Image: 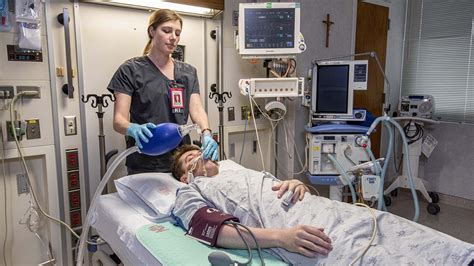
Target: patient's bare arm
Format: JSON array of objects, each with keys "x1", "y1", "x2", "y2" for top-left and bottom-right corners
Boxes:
[{"x1": 216, "y1": 224, "x2": 333, "y2": 257}]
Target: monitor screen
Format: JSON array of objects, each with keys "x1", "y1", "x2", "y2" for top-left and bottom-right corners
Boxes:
[
  {"x1": 316, "y1": 65, "x2": 350, "y2": 114},
  {"x1": 244, "y1": 8, "x2": 295, "y2": 49},
  {"x1": 238, "y1": 2, "x2": 302, "y2": 57}
]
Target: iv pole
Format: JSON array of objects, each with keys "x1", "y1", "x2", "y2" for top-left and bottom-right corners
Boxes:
[
  {"x1": 209, "y1": 26, "x2": 232, "y2": 159},
  {"x1": 81, "y1": 94, "x2": 118, "y2": 179}
]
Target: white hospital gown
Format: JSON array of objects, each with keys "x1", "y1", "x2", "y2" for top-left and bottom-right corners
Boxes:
[{"x1": 172, "y1": 167, "x2": 474, "y2": 265}]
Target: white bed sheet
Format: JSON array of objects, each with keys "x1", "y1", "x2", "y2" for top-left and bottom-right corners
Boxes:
[
  {"x1": 91, "y1": 160, "x2": 246, "y2": 265},
  {"x1": 92, "y1": 193, "x2": 161, "y2": 266}
]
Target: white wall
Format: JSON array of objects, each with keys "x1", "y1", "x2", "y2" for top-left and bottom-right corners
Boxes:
[
  {"x1": 76, "y1": 3, "x2": 220, "y2": 198},
  {"x1": 293, "y1": 0, "x2": 356, "y2": 187},
  {"x1": 222, "y1": 0, "x2": 273, "y2": 172}
]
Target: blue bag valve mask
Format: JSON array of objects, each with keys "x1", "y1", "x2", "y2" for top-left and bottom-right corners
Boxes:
[{"x1": 139, "y1": 123, "x2": 200, "y2": 156}]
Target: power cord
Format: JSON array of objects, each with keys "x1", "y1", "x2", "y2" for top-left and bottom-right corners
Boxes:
[
  {"x1": 393, "y1": 121, "x2": 423, "y2": 174},
  {"x1": 349, "y1": 203, "x2": 378, "y2": 266},
  {"x1": 269, "y1": 118, "x2": 308, "y2": 176},
  {"x1": 1, "y1": 125, "x2": 9, "y2": 266},
  {"x1": 9, "y1": 92, "x2": 55, "y2": 263},
  {"x1": 9, "y1": 92, "x2": 103, "y2": 246},
  {"x1": 230, "y1": 222, "x2": 252, "y2": 265},
  {"x1": 248, "y1": 93, "x2": 266, "y2": 171},
  {"x1": 392, "y1": 123, "x2": 403, "y2": 174},
  {"x1": 208, "y1": 221, "x2": 265, "y2": 266},
  {"x1": 282, "y1": 119, "x2": 307, "y2": 175},
  {"x1": 239, "y1": 117, "x2": 248, "y2": 164},
  {"x1": 343, "y1": 145, "x2": 358, "y2": 166},
  {"x1": 228, "y1": 221, "x2": 265, "y2": 265},
  {"x1": 403, "y1": 120, "x2": 424, "y2": 145}
]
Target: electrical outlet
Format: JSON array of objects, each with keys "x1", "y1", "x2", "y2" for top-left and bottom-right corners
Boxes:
[
  {"x1": 6, "y1": 121, "x2": 26, "y2": 141},
  {"x1": 0, "y1": 86, "x2": 14, "y2": 99},
  {"x1": 17, "y1": 86, "x2": 41, "y2": 99},
  {"x1": 17, "y1": 173, "x2": 29, "y2": 195}
]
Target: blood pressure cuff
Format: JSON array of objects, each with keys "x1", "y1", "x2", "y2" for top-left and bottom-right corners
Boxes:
[{"x1": 186, "y1": 206, "x2": 239, "y2": 247}]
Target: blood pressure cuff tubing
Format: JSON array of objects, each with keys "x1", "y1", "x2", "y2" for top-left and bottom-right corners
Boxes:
[{"x1": 187, "y1": 206, "x2": 239, "y2": 246}]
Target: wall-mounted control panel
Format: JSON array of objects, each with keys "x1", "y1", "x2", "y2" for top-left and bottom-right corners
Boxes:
[{"x1": 7, "y1": 45, "x2": 43, "y2": 62}]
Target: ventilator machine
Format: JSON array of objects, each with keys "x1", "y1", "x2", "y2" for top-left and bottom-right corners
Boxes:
[{"x1": 305, "y1": 52, "x2": 440, "y2": 222}]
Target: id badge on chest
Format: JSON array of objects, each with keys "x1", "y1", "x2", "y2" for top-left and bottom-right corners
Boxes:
[{"x1": 169, "y1": 83, "x2": 185, "y2": 114}]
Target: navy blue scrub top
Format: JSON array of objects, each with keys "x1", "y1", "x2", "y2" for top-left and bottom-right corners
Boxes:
[{"x1": 108, "y1": 56, "x2": 200, "y2": 173}]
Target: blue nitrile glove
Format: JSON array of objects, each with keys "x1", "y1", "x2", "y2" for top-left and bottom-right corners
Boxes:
[
  {"x1": 126, "y1": 123, "x2": 156, "y2": 149},
  {"x1": 202, "y1": 133, "x2": 218, "y2": 161}
]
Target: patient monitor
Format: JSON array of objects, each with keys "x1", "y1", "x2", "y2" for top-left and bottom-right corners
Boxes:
[{"x1": 238, "y1": 2, "x2": 306, "y2": 58}]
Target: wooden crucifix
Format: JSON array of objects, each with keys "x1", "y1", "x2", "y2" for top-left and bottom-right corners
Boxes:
[{"x1": 322, "y1": 14, "x2": 334, "y2": 48}]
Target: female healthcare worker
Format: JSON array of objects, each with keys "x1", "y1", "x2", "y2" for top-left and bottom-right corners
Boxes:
[{"x1": 108, "y1": 9, "x2": 218, "y2": 174}]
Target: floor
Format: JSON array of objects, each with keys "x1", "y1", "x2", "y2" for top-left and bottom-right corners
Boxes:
[{"x1": 386, "y1": 189, "x2": 474, "y2": 244}]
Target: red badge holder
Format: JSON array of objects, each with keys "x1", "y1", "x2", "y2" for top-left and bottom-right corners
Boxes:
[{"x1": 169, "y1": 81, "x2": 185, "y2": 113}]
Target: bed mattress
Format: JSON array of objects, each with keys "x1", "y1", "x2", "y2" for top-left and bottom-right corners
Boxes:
[
  {"x1": 92, "y1": 193, "x2": 161, "y2": 265},
  {"x1": 91, "y1": 160, "x2": 248, "y2": 265}
]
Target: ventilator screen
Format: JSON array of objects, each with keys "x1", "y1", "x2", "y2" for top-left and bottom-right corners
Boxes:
[{"x1": 316, "y1": 65, "x2": 350, "y2": 114}]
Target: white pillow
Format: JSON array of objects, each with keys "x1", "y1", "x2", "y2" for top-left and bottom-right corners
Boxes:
[{"x1": 114, "y1": 173, "x2": 185, "y2": 220}]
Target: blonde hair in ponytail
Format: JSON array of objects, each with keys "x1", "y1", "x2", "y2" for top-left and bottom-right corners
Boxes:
[{"x1": 143, "y1": 9, "x2": 183, "y2": 55}]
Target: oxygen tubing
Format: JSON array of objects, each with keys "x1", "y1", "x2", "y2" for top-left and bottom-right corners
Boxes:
[
  {"x1": 365, "y1": 144, "x2": 381, "y2": 176},
  {"x1": 76, "y1": 146, "x2": 139, "y2": 266},
  {"x1": 377, "y1": 121, "x2": 394, "y2": 211},
  {"x1": 327, "y1": 154, "x2": 357, "y2": 204},
  {"x1": 386, "y1": 118, "x2": 420, "y2": 222},
  {"x1": 365, "y1": 116, "x2": 419, "y2": 221}
]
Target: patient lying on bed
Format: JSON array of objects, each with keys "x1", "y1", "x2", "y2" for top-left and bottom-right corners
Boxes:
[{"x1": 171, "y1": 145, "x2": 474, "y2": 265}]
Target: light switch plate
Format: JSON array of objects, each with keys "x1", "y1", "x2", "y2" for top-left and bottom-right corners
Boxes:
[
  {"x1": 26, "y1": 119, "x2": 41, "y2": 139},
  {"x1": 64, "y1": 116, "x2": 77, "y2": 136},
  {"x1": 228, "y1": 106, "x2": 235, "y2": 121}
]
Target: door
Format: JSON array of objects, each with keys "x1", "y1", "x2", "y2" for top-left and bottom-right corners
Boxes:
[{"x1": 354, "y1": 1, "x2": 389, "y2": 157}]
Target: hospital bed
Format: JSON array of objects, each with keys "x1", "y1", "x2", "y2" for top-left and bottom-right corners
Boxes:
[
  {"x1": 93, "y1": 192, "x2": 162, "y2": 265},
  {"x1": 90, "y1": 160, "x2": 474, "y2": 266},
  {"x1": 91, "y1": 160, "x2": 286, "y2": 265}
]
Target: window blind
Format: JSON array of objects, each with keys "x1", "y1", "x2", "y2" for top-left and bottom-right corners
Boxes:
[{"x1": 402, "y1": 0, "x2": 474, "y2": 123}]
